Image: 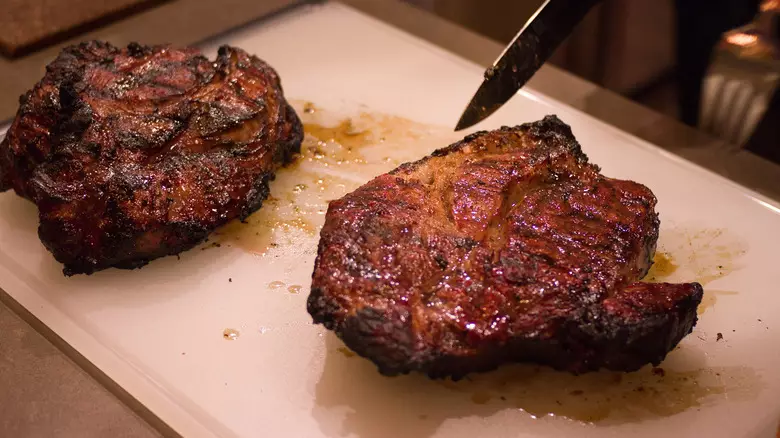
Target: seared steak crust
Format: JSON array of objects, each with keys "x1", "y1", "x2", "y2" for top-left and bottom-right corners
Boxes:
[
  {"x1": 308, "y1": 116, "x2": 702, "y2": 378},
  {"x1": 0, "y1": 41, "x2": 302, "y2": 275}
]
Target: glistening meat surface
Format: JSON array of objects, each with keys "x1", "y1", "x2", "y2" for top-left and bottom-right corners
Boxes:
[
  {"x1": 0, "y1": 41, "x2": 302, "y2": 275},
  {"x1": 308, "y1": 116, "x2": 703, "y2": 379}
]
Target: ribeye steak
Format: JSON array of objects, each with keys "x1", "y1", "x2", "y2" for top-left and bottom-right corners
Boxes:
[
  {"x1": 0, "y1": 41, "x2": 302, "y2": 275},
  {"x1": 308, "y1": 116, "x2": 703, "y2": 378}
]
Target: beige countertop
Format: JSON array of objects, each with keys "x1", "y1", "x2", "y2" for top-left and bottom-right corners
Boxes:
[
  {"x1": 1, "y1": 1, "x2": 779, "y2": 437},
  {"x1": 0, "y1": 300, "x2": 159, "y2": 437}
]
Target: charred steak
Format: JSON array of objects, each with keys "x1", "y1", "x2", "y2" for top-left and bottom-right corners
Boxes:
[
  {"x1": 0, "y1": 41, "x2": 302, "y2": 275},
  {"x1": 308, "y1": 116, "x2": 703, "y2": 378}
]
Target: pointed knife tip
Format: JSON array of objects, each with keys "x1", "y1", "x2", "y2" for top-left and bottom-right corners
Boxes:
[
  {"x1": 454, "y1": 112, "x2": 485, "y2": 132},
  {"x1": 454, "y1": 108, "x2": 480, "y2": 132},
  {"x1": 453, "y1": 121, "x2": 469, "y2": 132},
  {"x1": 455, "y1": 89, "x2": 500, "y2": 132}
]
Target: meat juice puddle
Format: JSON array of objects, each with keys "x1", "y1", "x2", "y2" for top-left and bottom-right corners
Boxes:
[
  {"x1": 440, "y1": 227, "x2": 752, "y2": 423},
  {"x1": 206, "y1": 103, "x2": 756, "y2": 425},
  {"x1": 320, "y1": 224, "x2": 755, "y2": 423},
  {"x1": 431, "y1": 364, "x2": 757, "y2": 423},
  {"x1": 207, "y1": 101, "x2": 459, "y2": 339},
  {"x1": 209, "y1": 100, "x2": 460, "y2": 258},
  {"x1": 645, "y1": 227, "x2": 746, "y2": 315}
]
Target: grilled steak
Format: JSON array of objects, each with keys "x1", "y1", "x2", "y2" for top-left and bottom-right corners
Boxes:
[
  {"x1": 308, "y1": 116, "x2": 703, "y2": 378},
  {"x1": 0, "y1": 41, "x2": 302, "y2": 275}
]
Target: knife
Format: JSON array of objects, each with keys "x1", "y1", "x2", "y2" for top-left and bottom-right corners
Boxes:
[{"x1": 455, "y1": 0, "x2": 603, "y2": 131}]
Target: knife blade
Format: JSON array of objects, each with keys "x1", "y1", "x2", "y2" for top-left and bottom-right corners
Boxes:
[{"x1": 454, "y1": 0, "x2": 602, "y2": 131}]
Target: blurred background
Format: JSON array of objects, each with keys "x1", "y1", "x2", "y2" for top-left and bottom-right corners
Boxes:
[
  {"x1": 406, "y1": 0, "x2": 779, "y2": 163},
  {"x1": 0, "y1": 0, "x2": 778, "y2": 161},
  {"x1": 407, "y1": 0, "x2": 756, "y2": 121}
]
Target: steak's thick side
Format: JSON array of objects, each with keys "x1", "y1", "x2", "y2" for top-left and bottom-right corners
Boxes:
[
  {"x1": 0, "y1": 41, "x2": 302, "y2": 275},
  {"x1": 308, "y1": 116, "x2": 703, "y2": 378}
]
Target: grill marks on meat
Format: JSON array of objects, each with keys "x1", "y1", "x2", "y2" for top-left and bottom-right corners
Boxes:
[
  {"x1": 0, "y1": 41, "x2": 302, "y2": 275},
  {"x1": 308, "y1": 116, "x2": 703, "y2": 378}
]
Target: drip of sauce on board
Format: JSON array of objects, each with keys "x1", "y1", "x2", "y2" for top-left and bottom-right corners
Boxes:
[
  {"x1": 268, "y1": 281, "x2": 285, "y2": 290},
  {"x1": 644, "y1": 252, "x2": 678, "y2": 282},
  {"x1": 222, "y1": 328, "x2": 240, "y2": 340}
]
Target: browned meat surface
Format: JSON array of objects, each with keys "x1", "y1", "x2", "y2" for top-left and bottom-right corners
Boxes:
[
  {"x1": 0, "y1": 41, "x2": 302, "y2": 275},
  {"x1": 308, "y1": 116, "x2": 703, "y2": 378}
]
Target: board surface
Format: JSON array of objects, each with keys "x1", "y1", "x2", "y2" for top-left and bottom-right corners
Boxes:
[{"x1": 1, "y1": 2, "x2": 779, "y2": 437}]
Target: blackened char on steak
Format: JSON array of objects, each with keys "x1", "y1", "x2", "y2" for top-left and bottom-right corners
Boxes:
[
  {"x1": 308, "y1": 116, "x2": 703, "y2": 379},
  {"x1": 0, "y1": 41, "x2": 302, "y2": 275}
]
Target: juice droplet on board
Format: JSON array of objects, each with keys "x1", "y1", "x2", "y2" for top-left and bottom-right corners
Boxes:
[
  {"x1": 337, "y1": 347, "x2": 356, "y2": 358},
  {"x1": 268, "y1": 281, "x2": 286, "y2": 289},
  {"x1": 223, "y1": 328, "x2": 240, "y2": 340}
]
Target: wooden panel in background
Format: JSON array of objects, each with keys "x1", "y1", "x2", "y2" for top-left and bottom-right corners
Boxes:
[
  {"x1": 0, "y1": 0, "x2": 170, "y2": 58},
  {"x1": 0, "y1": 0, "x2": 297, "y2": 121},
  {"x1": 411, "y1": 0, "x2": 676, "y2": 94}
]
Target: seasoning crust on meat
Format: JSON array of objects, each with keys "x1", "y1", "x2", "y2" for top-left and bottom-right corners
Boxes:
[
  {"x1": 0, "y1": 41, "x2": 302, "y2": 275},
  {"x1": 308, "y1": 116, "x2": 703, "y2": 379}
]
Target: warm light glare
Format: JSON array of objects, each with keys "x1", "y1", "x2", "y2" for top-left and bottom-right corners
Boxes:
[
  {"x1": 760, "y1": 0, "x2": 779, "y2": 12},
  {"x1": 726, "y1": 33, "x2": 759, "y2": 46}
]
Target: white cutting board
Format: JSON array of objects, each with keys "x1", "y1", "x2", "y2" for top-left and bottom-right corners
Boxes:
[{"x1": 1, "y1": 2, "x2": 780, "y2": 437}]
